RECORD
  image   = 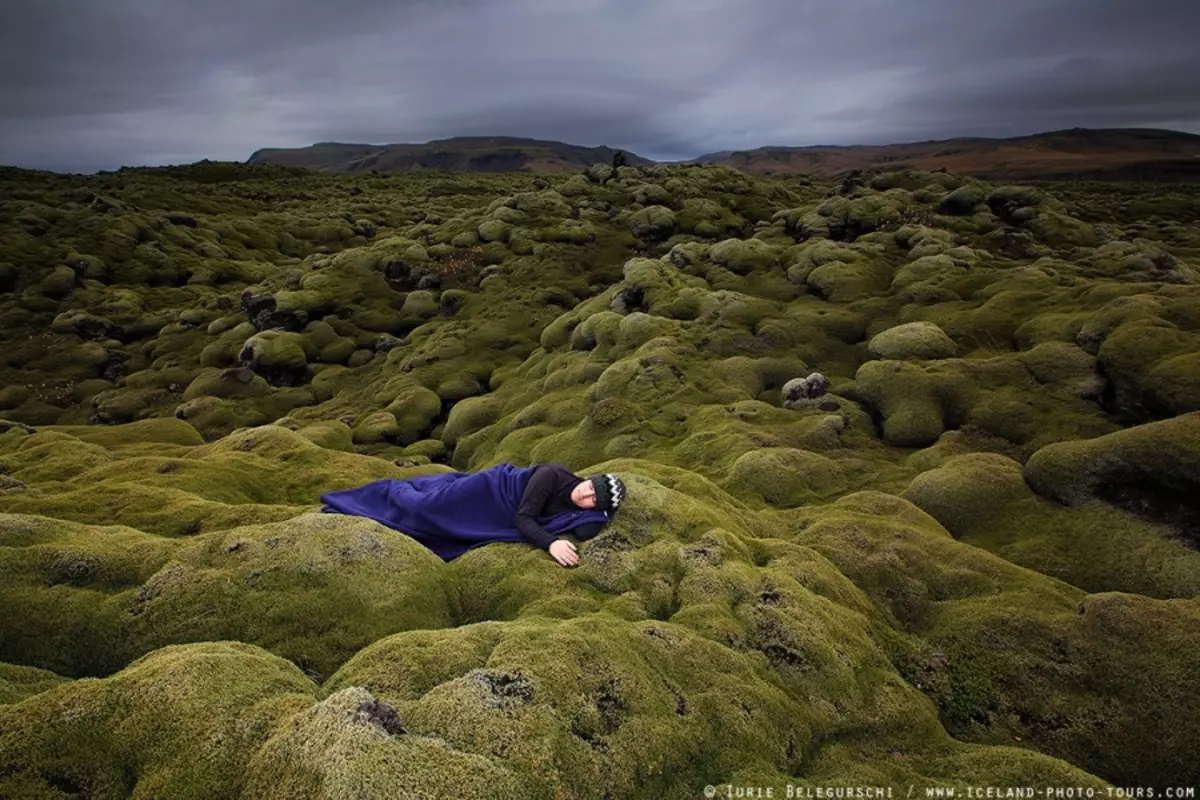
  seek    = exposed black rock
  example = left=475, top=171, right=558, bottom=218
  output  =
left=356, top=698, right=406, bottom=736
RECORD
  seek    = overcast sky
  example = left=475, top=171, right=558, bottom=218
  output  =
left=2, top=0, right=1198, bottom=173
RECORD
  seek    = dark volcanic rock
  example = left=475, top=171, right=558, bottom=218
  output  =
left=241, top=289, right=306, bottom=332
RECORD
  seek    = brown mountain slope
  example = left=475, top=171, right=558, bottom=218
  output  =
left=247, top=136, right=651, bottom=174
left=694, top=128, right=1200, bottom=181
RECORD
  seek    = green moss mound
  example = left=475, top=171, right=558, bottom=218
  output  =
left=1, top=162, right=1199, bottom=795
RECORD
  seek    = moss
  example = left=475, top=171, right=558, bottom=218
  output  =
left=505, top=189, right=573, bottom=219
left=0, top=385, right=32, bottom=410
left=0, top=642, right=317, bottom=798
left=400, top=290, right=439, bottom=318
left=798, top=493, right=1200, bottom=786
left=585, top=163, right=614, bottom=183
left=545, top=220, right=596, bottom=245
left=953, top=490, right=1200, bottom=600
left=813, top=193, right=907, bottom=241
left=317, top=336, right=357, bottom=364
left=1025, top=211, right=1098, bottom=248
left=182, top=366, right=272, bottom=400
left=616, top=313, right=680, bottom=351
left=1074, top=292, right=1166, bottom=354
left=325, top=615, right=823, bottom=798
left=803, top=250, right=893, bottom=302
left=725, top=448, right=846, bottom=507
left=434, top=372, right=483, bottom=403
left=173, top=396, right=271, bottom=439
left=442, top=395, right=504, bottom=447
left=570, top=310, right=624, bottom=355
left=937, top=185, right=987, bottom=215
left=310, top=365, right=352, bottom=403
left=677, top=198, right=743, bottom=237
left=347, top=348, right=375, bottom=367
left=627, top=206, right=677, bottom=240
left=438, top=288, right=470, bottom=317
left=38, top=265, right=77, bottom=298
left=1095, top=318, right=1200, bottom=419
left=867, top=321, right=957, bottom=361
left=580, top=396, right=637, bottom=431
left=619, top=257, right=710, bottom=319
left=89, top=386, right=166, bottom=425
left=1, top=510, right=453, bottom=680
left=987, top=185, right=1044, bottom=222
left=3, top=163, right=1200, bottom=792
left=1016, top=341, right=1105, bottom=399
left=854, top=360, right=971, bottom=447
left=379, top=379, right=443, bottom=442
left=353, top=411, right=403, bottom=444
left=296, top=420, right=355, bottom=452
left=244, top=684, right=529, bottom=799
left=665, top=241, right=709, bottom=268
left=239, top=330, right=310, bottom=386
left=902, top=453, right=1031, bottom=538
left=1024, top=411, right=1200, bottom=533
left=707, top=238, right=779, bottom=275
left=0, top=662, right=70, bottom=705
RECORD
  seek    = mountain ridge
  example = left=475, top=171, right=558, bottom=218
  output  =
left=248, top=135, right=653, bottom=175
left=691, top=127, right=1200, bottom=181
left=247, top=127, right=1200, bottom=181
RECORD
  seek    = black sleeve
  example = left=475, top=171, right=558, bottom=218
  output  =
left=570, top=521, right=606, bottom=541
left=514, top=466, right=558, bottom=551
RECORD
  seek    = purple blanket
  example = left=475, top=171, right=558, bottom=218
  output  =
left=319, top=462, right=611, bottom=561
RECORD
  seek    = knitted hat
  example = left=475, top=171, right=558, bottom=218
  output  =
left=587, top=473, right=626, bottom=515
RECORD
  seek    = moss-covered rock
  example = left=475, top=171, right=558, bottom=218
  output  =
left=477, top=219, right=511, bottom=243
left=295, top=420, right=355, bottom=452
left=902, top=452, right=1031, bottom=537
left=787, top=239, right=892, bottom=301
left=725, top=447, right=846, bottom=506
left=707, top=238, right=779, bottom=275
left=38, top=265, right=77, bottom=298
left=1017, top=341, right=1105, bottom=399
left=627, top=206, right=676, bottom=240
left=938, top=185, right=987, bottom=215
left=987, top=185, right=1044, bottom=222
left=1024, top=412, right=1200, bottom=541
left=401, top=290, right=439, bottom=319
left=239, top=330, right=310, bottom=386
left=182, top=366, right=272, bottom=400
left=0, top=662, right=69, bottom=705
left=441, top=395, right=504, bottom=447
left=855, top=360, right=971, bottom=447
left=1025, top=211, right=1098, bottom=248
left=353, top=410, right=403, bottom=445
left=1096, top=320, right=1200, bottom=419
left=677, top=198, right=743, bottom=237
left=0, top=642, right=318, bottom=797
left=867, top=321, right=958, bottom=360
left=382, top=379, right=444, bottom=444
left=813, top=193, right=907, bottom=240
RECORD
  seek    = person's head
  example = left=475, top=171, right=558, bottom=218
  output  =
left=570, top=478, right=597, bottom=508
left=572, top=473, right=626, bottom=515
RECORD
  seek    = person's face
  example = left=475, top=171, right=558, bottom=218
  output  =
left=571, top=479, right=597, bottom=508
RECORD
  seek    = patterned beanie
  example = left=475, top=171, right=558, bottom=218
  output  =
left=587, top=473, right=626, bottom=515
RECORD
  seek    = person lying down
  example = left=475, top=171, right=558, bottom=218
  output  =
left=319, top=462, right=627, bottom=566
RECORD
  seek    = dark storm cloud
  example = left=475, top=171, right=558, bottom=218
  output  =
left=1, top=0, right=1198, bottom=172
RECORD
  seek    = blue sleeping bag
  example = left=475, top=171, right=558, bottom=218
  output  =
left=319, top=462, right=611, bottom=561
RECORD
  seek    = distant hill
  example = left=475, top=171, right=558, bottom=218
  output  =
left=247, top=136, right=652, bottom=174
left=247, top=128, right=1200, bottom=181
left=693, top=128, right=1200, bottom=182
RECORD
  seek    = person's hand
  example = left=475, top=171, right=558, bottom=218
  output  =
left=549, top=539, right=579, bottom=567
